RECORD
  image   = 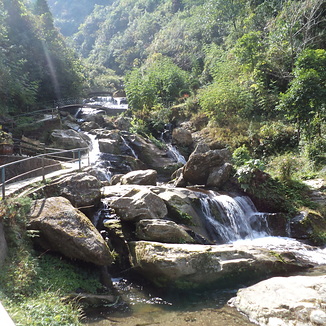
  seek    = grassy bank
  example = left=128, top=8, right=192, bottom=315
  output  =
left=0, top=198, right=103, bottom=326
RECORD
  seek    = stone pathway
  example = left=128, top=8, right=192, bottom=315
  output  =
left=2, top=159, right=89, bottom=199
left=303, top=178, right=326, bottom=207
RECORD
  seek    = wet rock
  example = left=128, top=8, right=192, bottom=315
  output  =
left=136, top=219, right=194, bottom=243
left=103, top=218, right=131, bottom=270
left=110, top=188, right=168, bottom=222
left=28, top=197, right=113, bottom=266
left=44, top=172, right=102, bottom=208
left=120, top=169, right=157, bottom=186
left=129, top=241, right=313, bottom=289
left=127, top=134, right=180, bottom=177
left=110, top=174, right=123, bottom=185
left=80, top=121, right=100, bottom=131
left=156, top=187, right=209, bottom=239
left=80, top=109, right=105, bottom=126
left=229, top=275, right=326, bottom=326
left=64, top=293, right=118, bottom=308
left=115, top=116, right=132, bottom=131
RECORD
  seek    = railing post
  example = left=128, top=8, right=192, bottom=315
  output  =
left=78, top=150, right=81, bottom=170
left=88, top=149, right=90, bottom=166
left=1, top=167, right=5, bottom=200
left=42, top=156, right=45, bottom=183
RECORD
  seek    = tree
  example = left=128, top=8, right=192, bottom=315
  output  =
left=278, top=49, right=326, bottom=140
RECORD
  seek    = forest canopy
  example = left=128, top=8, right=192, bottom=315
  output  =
left=0, top=0, right=325, bottom=154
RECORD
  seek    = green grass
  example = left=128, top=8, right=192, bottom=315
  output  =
left=0, top=197, right=104, bottom=326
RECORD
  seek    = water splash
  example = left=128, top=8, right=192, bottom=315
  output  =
left=199, top=191, right=270, bottom=243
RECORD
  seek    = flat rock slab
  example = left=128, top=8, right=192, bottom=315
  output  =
left=128, top=241, right=314, bottom=290
left=230, top=275, right=326, bottom=326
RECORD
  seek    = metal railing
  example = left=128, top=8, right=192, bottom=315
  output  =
left=0, top=147, right=90, bottom=199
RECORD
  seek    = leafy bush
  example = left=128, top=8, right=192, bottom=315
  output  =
left=304, top=137, right=326, bottom=168
left=235, top=159, right=265, bottom=192
left=255, top=121, right=298, bottom=157
left=232, top=144, right=251, bottom=167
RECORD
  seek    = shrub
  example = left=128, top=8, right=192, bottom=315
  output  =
left=256, top=121, right=298, bottom=157
left=232, top=144, right=251, bottom=167
left=304, top=137, right=326, bottom=168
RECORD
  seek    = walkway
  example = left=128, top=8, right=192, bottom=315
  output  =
left=0, top=302, right=15, bottom=326
left=3, top=159, right=89, bottom=199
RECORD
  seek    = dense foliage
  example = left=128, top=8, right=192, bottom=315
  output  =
left=0, top=0, right=84, bottom=115
left=47, top=0, right=324, bottom=148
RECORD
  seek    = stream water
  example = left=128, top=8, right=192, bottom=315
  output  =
left=80, top=118, right=325, bottom=326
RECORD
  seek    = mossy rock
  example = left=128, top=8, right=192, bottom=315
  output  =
left=290, top=209, right=326, bottom=245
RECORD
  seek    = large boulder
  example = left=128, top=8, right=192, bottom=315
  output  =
left=136, top=219, right=194, bottom=243
left=128, top=241, right=314, bottom=289
left=50, top=129, right=89, bottom=149
left=155, top=187, right=210, bottom=241
left=110, top=188, right=168, bottom=222
left=182, top=147, right=231, bottom=186
left=172, top=128, right=193, bottom=147
left=126, top=134, right=180, bottom=177
left=120, top=169, right=157, bottom=186
left=206, top=163, right=234, bottom=188
left=44, top=172, right=102, bottom=208
left=98, top=138, right=120, bottom=154
left=28, top=197, right=113, bottom=265
left=230, top=275, right=326, bottom=326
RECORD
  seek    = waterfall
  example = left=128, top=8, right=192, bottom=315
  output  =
left=199, top=191, right=270, bottom=243
left=86, top=132, right=112, bottom=181
left=160, top=131, right=186, bottom=165
left=166, top=144, right=186, bottom=164
left=87, top=133, right=101, bottom=164
left=121, top=136, right=138, bottom=159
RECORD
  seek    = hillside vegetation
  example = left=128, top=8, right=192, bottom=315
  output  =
left=0, top=0, right=325, bottom=173
left=63, top=0, right=326, bottom=170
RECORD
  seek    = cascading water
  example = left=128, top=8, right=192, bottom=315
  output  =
left=199, top=191, right=270, bottom=243
left=160, top=129, right=187, bottom=165
left=166, top=143, right=186, bottom=164
left=85, top=132, right=112, bottom=181
left=121, top=135, right=138, bottom=159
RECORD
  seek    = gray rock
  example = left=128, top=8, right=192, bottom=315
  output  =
left=50, top=129, right=89, bottom=149
left=128, top=241, right=313, bottom=289
left=206, top=163, right=233, bottom=188
left=44, top=172, right=102, bottom=208
left=183, top=148, right=231, bottom=185
left=136, top=219, right=194, bottom=243
left=172, top=128, right=193, bottom=147
left=110, top=188, right=167, bottom=222
left=98, top=138, right=120, bottom=154
left=28, top=197, right=113, bottom=265
left=230, top=275, right=326, bottom=326
left=120, top=169, right=157, bottom=186
left=80, top=121, right=100, bottom=131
